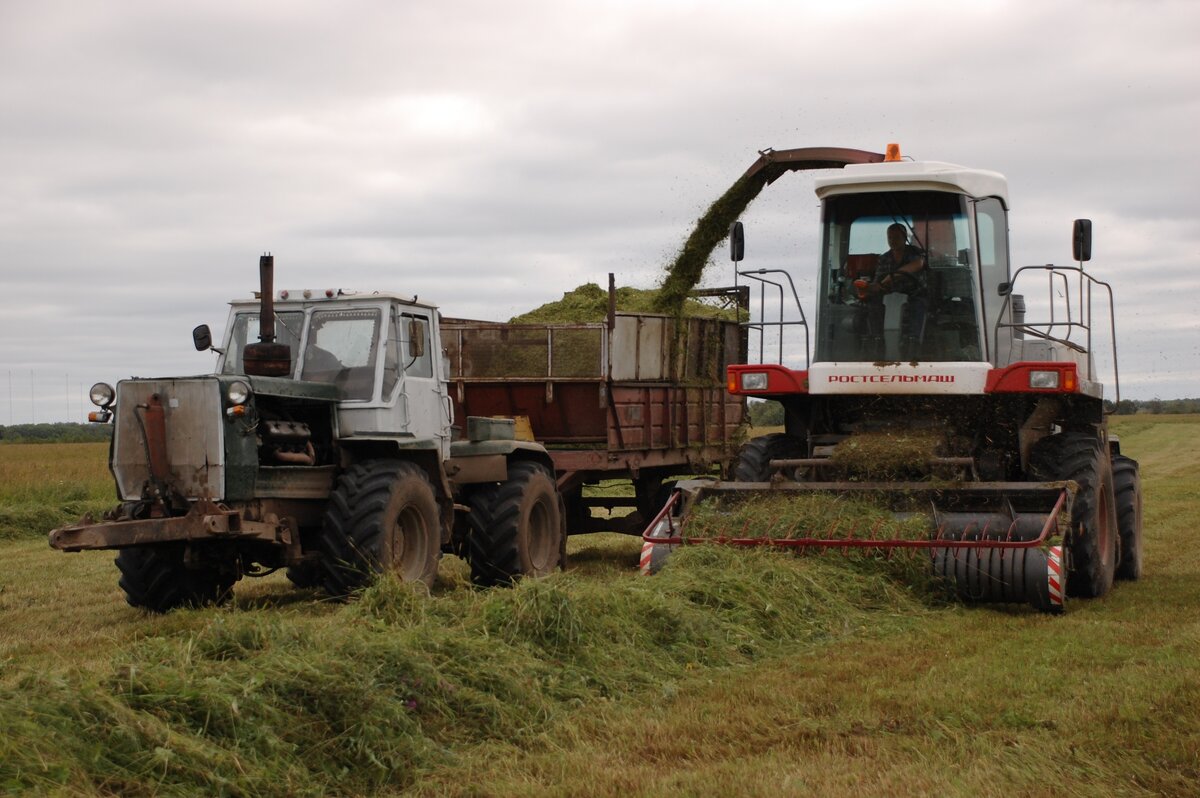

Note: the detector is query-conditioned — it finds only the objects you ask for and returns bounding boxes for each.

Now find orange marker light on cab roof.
[885,143,902,162]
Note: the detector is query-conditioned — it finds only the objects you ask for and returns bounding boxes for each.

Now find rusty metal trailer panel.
[442,303,747,532]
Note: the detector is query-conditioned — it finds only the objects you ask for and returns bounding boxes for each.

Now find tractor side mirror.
[1072,219,1092,262]
[997,282,1011,296]
[408,318,425,359]
[193,324,213,351]
[729,221,745,263]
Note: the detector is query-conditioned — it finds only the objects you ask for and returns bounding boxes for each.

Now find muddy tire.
[115,544,235,613]
[1113,455,1144,581]
[465,461,564,586]
[1029,433,1118,598]
[317,459,441,597]
[733,433,805,482]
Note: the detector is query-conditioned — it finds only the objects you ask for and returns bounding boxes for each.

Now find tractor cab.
[813,162,1012,365]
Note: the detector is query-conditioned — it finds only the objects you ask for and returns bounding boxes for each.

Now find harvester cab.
[643,145,1143,614]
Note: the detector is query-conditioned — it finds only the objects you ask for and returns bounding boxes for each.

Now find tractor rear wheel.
[734,433,805,482]
[317,460,441,596]
[1113,455,1144,581]
[1029,432,1118,598]
[465,461,564,586]
[115,543,236,613]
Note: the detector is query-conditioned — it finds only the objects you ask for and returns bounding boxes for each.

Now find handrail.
[995,264,1120,406]
[736,268,811,369]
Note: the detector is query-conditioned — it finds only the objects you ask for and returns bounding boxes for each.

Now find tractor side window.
[381,310,434,398]
[301,308,382,401]
[222,311,304,375]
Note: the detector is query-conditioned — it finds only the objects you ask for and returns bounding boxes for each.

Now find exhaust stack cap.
[242,253,293,377]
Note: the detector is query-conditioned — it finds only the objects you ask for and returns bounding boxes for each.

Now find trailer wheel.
[734,434,805,482]
[1029,433,1118,598]
[115,544,236,613]
[317,460,440,596]
[465,461,564,586]
[1112,455,1143,581]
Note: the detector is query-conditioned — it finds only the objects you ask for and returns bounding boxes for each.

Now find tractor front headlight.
[226,380,251,406]
[89,383,115,408]
[740,372,769,391]
[1029,370,1060,390]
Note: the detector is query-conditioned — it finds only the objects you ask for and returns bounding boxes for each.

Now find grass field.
[1,417,1197,796]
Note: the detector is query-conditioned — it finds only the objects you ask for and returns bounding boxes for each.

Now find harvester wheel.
[317,459,441,596]
[1113,455,1144,581]
[465,461,564,586]
[1029,433,1118,598]
[734,434,805,482]
[115,544,235,613]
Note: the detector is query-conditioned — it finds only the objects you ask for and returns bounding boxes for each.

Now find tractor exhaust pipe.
[242,253,293,377]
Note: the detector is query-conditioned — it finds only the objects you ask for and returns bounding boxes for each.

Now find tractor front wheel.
[317,459,441,596]
[115,544,236,613]
[465,461,565,586]
[1029,433,1118,598]
[734,433,805,482]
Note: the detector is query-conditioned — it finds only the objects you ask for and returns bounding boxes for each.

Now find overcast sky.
[2,0,1197,424]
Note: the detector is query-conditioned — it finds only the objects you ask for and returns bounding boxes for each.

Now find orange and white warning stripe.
[1046,545,1064,609]
[639,541,655,576]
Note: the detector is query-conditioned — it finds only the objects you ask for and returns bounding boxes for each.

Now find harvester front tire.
[317,460,441,597]
[734,434,805,482]
[115,544,235,613]
[1113,455,1144,581]
[1029,433,1118,598]
[465,461,564,587]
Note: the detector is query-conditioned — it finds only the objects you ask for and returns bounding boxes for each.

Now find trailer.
[443,278,748,534]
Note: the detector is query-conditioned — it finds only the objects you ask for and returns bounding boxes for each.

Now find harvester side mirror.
[408,318,425,359]
[1072,219,1092,262]
[729,221,745,263]
[193,324,213,351]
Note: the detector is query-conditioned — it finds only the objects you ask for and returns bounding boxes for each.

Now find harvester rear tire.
[465,461,564,587]
[1113,455,1144,581]
[1029,433,1118,598]
[317,459,441,597]
[115,544,235,613]
[734,434,805,482]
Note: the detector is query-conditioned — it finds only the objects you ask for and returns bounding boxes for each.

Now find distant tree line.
[0,423,113,444]
[748,397,1200,426]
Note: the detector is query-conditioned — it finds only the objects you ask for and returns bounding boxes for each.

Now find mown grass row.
[0,442,112,540]
[0,546,933,796]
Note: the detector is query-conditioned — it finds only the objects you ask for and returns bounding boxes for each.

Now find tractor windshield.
[814,191,982,363]
[221,311,305,375]
[300,308,383,401]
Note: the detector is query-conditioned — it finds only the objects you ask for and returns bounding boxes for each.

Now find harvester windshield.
[815,191,985,363]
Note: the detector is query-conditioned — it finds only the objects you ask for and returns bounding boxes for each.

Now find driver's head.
[887,223,908,248]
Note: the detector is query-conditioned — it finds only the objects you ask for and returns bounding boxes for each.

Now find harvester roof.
[814,160,1009,206]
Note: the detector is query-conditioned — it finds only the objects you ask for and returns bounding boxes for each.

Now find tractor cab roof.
[229,290,438,313]
[814,160,1009,206]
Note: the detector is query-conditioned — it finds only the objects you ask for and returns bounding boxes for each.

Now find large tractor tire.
[115,544,236,613]
[317,459,441,596]
[733,433,805,482]
[465,461,565,586]
[1029,432,1118,598]
[1113,455,1144,581]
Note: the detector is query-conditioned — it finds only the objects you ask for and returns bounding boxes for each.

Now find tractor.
[50,256,566,611]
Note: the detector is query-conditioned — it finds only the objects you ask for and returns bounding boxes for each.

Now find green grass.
[1,417,1197,796]
[0,442,112,540]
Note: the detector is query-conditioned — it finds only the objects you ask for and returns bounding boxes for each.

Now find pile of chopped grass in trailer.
[509,282,736,324]
[829,429,945,480]
[654,171,770,315]
[0,547,931,795]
